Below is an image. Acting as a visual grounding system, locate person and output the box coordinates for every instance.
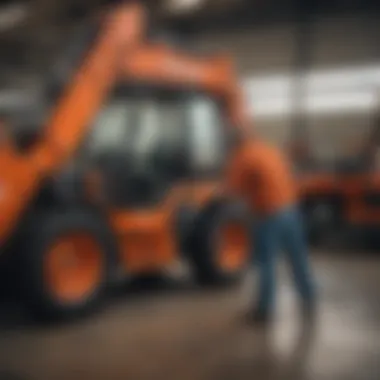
[226,127,316,324]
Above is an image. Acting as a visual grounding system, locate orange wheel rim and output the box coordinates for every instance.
[218,223,249,272]
[45,233,103,303]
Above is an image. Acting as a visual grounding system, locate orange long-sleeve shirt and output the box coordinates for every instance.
[227,139,297,216]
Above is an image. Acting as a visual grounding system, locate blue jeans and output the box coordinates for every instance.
[254,205,316,313]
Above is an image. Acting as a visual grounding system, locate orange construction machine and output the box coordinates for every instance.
[0,3,250,320]
[293,113,380,245]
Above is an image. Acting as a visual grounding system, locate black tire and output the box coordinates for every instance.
[174,205,198,254]
[188,202,250,286]
[18,210,116,321]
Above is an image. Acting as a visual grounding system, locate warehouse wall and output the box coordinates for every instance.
[197,14,380,160]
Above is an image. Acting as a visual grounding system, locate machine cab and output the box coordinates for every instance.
[81,85,230,209]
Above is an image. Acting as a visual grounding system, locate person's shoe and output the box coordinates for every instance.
[242,309,272,327]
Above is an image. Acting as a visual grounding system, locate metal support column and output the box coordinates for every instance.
[290,0,316,168]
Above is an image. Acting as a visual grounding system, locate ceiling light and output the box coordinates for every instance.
[166,0,204,13]
[248,91,377,118]
[0,3,28,31]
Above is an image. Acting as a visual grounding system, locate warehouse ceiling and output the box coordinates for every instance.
[0,0,378,91]
[0,0,248,86]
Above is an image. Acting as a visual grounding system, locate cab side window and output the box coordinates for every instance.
[87,100,134,157]
[187,95,226,176]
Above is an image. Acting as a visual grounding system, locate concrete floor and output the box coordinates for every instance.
[0,253,379,380]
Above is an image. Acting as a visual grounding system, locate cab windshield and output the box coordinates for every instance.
[85,88,228,176]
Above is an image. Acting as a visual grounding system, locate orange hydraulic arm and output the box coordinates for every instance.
[32,4,145,172]
[123,44,246,126]
[0,3,145,245]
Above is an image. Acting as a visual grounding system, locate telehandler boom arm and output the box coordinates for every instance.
[0,4,145,245]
